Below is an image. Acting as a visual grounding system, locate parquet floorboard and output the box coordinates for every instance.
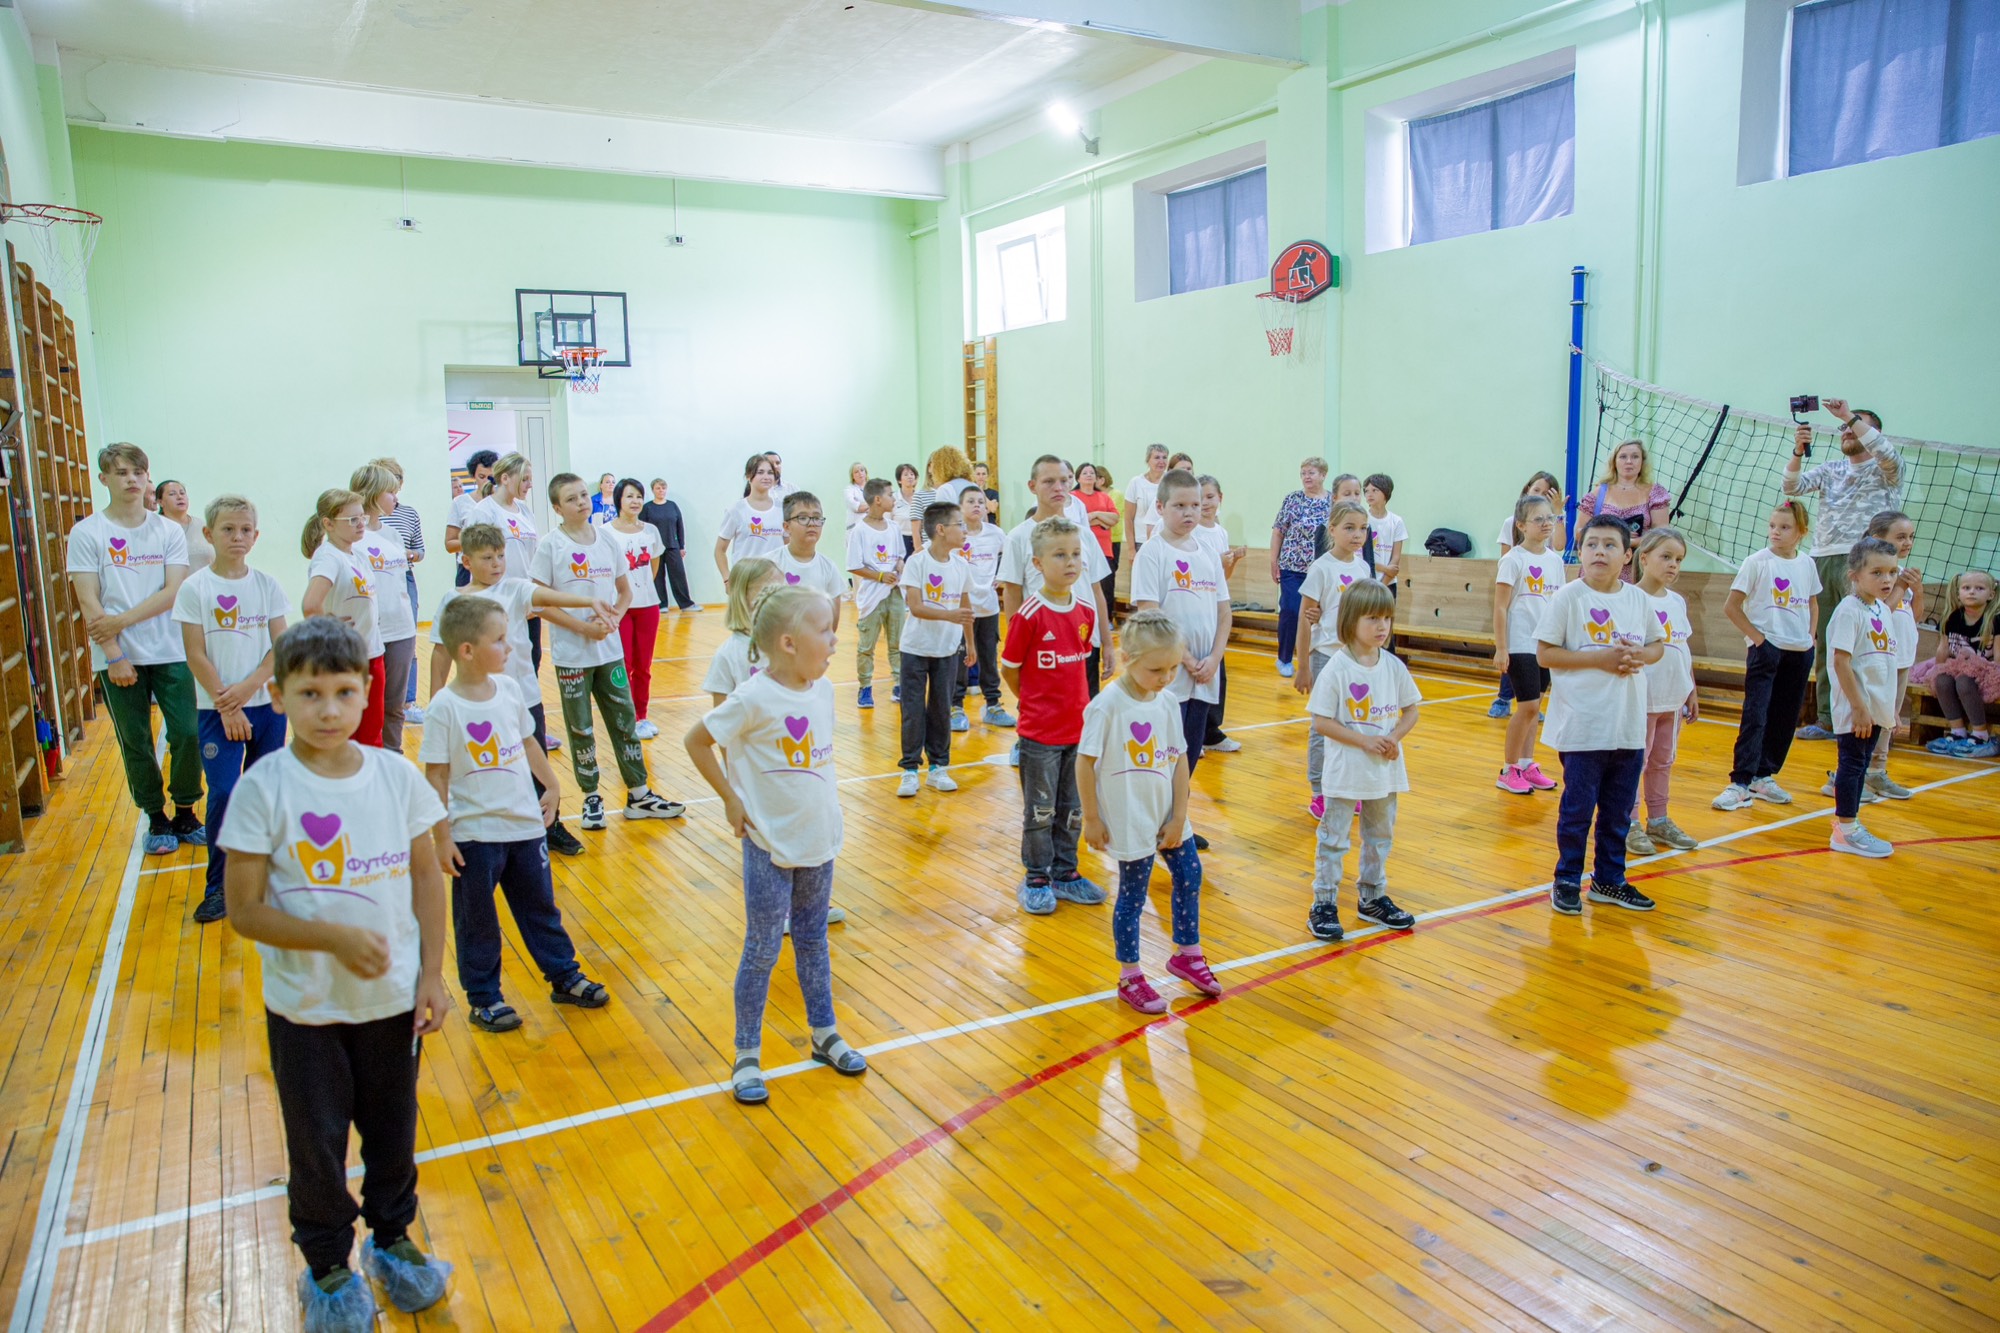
[0,606,1992,1330]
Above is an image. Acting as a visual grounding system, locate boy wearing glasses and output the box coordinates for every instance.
[773,492,846,630]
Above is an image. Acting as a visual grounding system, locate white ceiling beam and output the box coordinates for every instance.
[58,55,946,200]
[874,0,1303,66]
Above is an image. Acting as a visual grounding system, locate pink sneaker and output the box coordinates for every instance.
[1496,765,1533,795]
[1519,761,1558,791]
[1309,794,1326,820]
[1118,973,1167,1014]
[1165,952,1222,997]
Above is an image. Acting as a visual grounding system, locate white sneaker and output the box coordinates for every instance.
[897,770,920,798]
[403,704,425,725]
[1747,776,1792,805]
[1208,737,1242,753]
[927,767,958,792]
[1818,774,1883,804]
[634,719,660,740]
[1711,783,1755,811]
[1830,821,1893,858]
[546,733,563,752]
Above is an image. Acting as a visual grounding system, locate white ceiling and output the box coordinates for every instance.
[19,0,1179,148]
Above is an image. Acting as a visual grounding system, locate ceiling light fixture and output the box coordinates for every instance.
[1047,102,1098,156]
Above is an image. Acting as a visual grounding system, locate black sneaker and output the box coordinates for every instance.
[1307,901,1344,941]
[192,891,229,924]
[1356,896,1415,930]
[1191,833,1210,851]
[1550,881,1583,915]
[1588,880,1657,911]
[546,821,585,857]
[170,808,208,846]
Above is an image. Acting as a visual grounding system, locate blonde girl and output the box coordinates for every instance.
[300,488,387,745]
[1916,571,1999,756]
[1493,471,1567,718]
[703,558,782,705]
[1626,527,1700,855]
[1493,492,1564,795]
[1714,501,1821,811]
[684,586,864,1105]
[467,452,545,679]
[350,463,417,749]
[1860,510,1920,799]
[1296,499,1372,818]
[1078,610,1216,1014]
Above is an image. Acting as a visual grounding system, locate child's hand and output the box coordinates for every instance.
[108,659,138,687]
[1157,818,1185,851]
[1372,736,1399,760]
[1293,665,1312,696]
[1493,645,1508,671]
[1302,604,1321,629]
[411,970,453,1038]
[86,612,126,644]
[581,618,613,641]
[1083,814,1111,853]
[591,599,619,623]
[214,681,252,713]
[722,794,753,840]
[1682,693,1700,724]
[1852,714,1875,740]
[438,834,465,874]
[221,706,252,743]
[331,925,392,979]
[540,787,558,827]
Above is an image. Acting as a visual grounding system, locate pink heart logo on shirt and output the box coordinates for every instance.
[1348,682,1370,701]
[1339,574,1354,586]
[784,715,811,741]
[1129,722,1153,744]
[1175,560,1189,574]
[1870,617,1883,633]
[785,573,801,584]
[299,812,343,848]
[465,721,494,744]
[216,595,238,611]
[875,545,888,559]
[1657,610,1669,625]
[1527,565,1542,579]
[108,538,127,552]
[961,542,972,556]
[1589,608,1611,625]
[1774,577,1791,591]
[927,573,943,588]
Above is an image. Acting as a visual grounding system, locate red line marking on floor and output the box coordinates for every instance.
[635,833,2000,1330]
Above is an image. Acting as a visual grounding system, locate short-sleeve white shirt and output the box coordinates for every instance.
[1129,535,1227,703]
[1641,587,1695,713]
[1078,683,1192,861]
[468,496,538,582]
[1731,548,1822,651]
[1306,648,1422,801]
[528,526,625,668]
[359,524,414,642]
[172,567,291,708]
[1535,579,1665,752]
[702,633,758,697]
[307,542,383,658]
[1826,594,1902,733]
[1299,551,1371,656]
[1495,545,1566,656]
[418,677,546,844]
[431,578,541,704]
[958,524,1007,616]
[898,548,971,657]
[607,523,665,610]
[66,512,190,669]
[846,520,902,618]
[718,497,784,563]
[701,673,843,868]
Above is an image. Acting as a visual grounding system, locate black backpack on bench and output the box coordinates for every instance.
[1424,527,1472,557]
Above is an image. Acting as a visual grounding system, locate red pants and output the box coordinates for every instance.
[618,605,661,719]
[356,654,387,747]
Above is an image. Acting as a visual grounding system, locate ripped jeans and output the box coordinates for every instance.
[1017,737,1081,881]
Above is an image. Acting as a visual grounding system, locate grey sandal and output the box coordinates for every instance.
[551,976,609,1008]
[811,1032,867,1076]
[731,1055,768,1105]
[469,1004,521,1033]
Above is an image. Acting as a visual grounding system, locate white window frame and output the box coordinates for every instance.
[974,205,1067,336]
[1738,0,1805,184]
[1131,142,1268,303]
[1363,48,1576,255]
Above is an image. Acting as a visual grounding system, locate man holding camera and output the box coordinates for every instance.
[1782,395,1904,739]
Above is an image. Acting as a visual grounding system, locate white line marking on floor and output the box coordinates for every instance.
[64,762,1997,1253]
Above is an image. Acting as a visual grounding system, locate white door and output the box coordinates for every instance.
[517,408,556,534]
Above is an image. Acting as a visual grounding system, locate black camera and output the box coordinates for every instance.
[1789,394,1819,421]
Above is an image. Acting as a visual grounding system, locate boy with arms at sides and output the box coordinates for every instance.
[998,455,1117,689]
[174,494,289,923]
[67,441,204,855]
[429,523,610,858]
[897,501,976,797]
[953,486,1014,731]
[218,619,453,1330]
[1001,517,1106,915]
[530,474,687,828]
[773,491,847,629]
[421,596,610,1033]
[846,475,907,710]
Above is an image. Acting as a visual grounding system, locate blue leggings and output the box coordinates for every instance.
[735,841,836,1052]
[1112,842,1203,964]
[200,704,287,895]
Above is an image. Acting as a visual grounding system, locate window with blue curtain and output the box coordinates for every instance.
[1166,167,1268,295]
[1407,75,1575,246]
[1789,0,2000,176]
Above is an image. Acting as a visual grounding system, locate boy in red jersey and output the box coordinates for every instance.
[1001,517,1106,915]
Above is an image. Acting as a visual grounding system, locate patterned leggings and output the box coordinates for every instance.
[1112,842,1202,964]
[734,841,836,1053]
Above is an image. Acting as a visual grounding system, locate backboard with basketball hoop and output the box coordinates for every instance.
[516,289,630,380]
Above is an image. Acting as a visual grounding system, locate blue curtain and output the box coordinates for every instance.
[1409,76,1574,246]
[1168,167,1268,294]
[1790,0,2000,175]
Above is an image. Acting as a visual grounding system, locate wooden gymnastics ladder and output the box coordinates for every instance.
[962,336,997,499]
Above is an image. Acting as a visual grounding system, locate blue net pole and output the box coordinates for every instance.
[1564,265,1587,556]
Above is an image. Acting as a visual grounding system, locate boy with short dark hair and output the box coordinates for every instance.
[897,501,975,796]
[846,475,906,709]
[218,618,453,1329]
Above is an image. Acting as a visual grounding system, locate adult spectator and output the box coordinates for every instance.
[927,446,979,506]
[893,463,923,557]
[1122,443,1170,556]
[445,448,498,588]
[1269,457,1332,678]
[155,479,214,574]
[843,462,869,530]
[590,472,618,524]
[1073,462,1121,611]
[369,456,428,722]
[1575,439,1670,581]
[1783,395,1903,739]
[641,478,697,611]
[973,460,1000,522]
[1168,451,1195,473]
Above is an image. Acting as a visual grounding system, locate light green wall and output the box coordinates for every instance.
[71,130,924,602]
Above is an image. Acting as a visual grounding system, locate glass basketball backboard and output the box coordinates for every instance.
[516,289,631,378]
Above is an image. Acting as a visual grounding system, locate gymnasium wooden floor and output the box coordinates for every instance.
[0,607,1995,1331]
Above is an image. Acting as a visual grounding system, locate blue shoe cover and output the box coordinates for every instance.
[297,1267,377,1333]
[362,1237,452,1313]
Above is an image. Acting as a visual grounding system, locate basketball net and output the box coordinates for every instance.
[1256,291,1324,362]
[0,203,101,297]
[557,346,608,394]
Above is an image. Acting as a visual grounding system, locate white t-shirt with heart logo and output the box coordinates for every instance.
[1306,648,1422,800]
[528,525,626,668]
[418,676,546,844]
[701,672,842,868]
[1535,578,1667,752]
[1078,681,1193,861]
[66,512,191,669]
[172,566,292,708]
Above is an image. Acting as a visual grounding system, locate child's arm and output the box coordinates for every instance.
[1196,600,1229,684]
[1807,595,1819,634]
[903,585,963,623]
[1832,647,1873,739]
[1293,596,1321,693]
[427,642,452,699]
[409,828,452,1037]
[301,574,333,620]
[1492,581,1515,669]
[999,582,1022,621]
[1076,752,1110,853]
[1538,643,1623,673]
[523,738,561,825]
[713,537,732,585]
[1091,584,1117,676]
[233,614,284,708]
[226,852,391,977]
[1000,661,1022,699]
[611,570,632,620]
[423,765,463,873]
[1381,538,1404,586]
[1723,588,1761,645]
[532,583,611,640]
[1162,754,1190,850]
[528,584,616,620]
[683,719,748,836]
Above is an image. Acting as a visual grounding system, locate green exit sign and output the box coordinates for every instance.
[467,400,494,410]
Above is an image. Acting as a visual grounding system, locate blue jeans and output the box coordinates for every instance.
[199,704,287,896]
[404,572,421,703]
[1554,749,1644,888]
[1833,731,1873,819]
[1017,737,1081,880]
[1276,569,1308,667]
[735,841,836,1052]
[1112,842,1202,963]
[451,836,581,1008]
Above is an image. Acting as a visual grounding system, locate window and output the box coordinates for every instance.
[1165,167,1268,295]
[1788,0,2000,176]
[1407,75,1575,246]
[974,206,1066,335]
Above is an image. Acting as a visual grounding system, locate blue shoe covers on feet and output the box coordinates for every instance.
[362,1237,452,1312]
[297,1268,377,1333]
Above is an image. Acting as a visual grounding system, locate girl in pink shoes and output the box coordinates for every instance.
[1079,610,1220,1014]
[1860,510,1921,799]
[1492,492,1563,795]
[1625,528,1701,855]
[1916,570,1999,757]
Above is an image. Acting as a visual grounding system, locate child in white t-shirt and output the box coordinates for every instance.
[895,500,975,797]
[704,558,781,704]
[1624,528,1701,857]
[174,495,290,923]
[1194,475,1247,754]
[845,477,906,710]
[952,487,1014,730]
[1305,580,1421,942]
[530,473,685,828]
[1130,471,1230,783]
[1825,538,1904,859]
[301,487,387,746]
[685,586,866,1106]
[1492,492,1566,796]
[1714,501,1822,811]
[1294,499,1372,819]
[1861,510,1922,801]
[1363,473,1408,592]
[420,596,608,1034]
[354,464,418,750]
[772,491,847,629]
[1079,610,1220,1015]
[216,618,452,1328]
[1536,517,1667,915]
